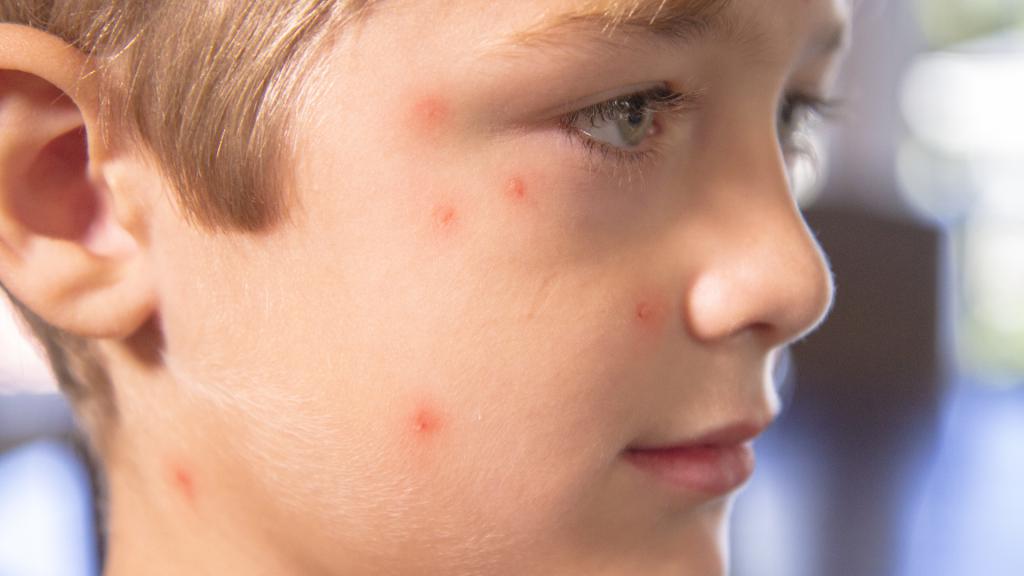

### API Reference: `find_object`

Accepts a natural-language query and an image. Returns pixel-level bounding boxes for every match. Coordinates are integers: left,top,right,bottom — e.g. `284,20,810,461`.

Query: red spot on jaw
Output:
410,96,450,136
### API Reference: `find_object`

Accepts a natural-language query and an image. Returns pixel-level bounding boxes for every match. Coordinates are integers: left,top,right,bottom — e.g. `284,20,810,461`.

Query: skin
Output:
0,0,848,574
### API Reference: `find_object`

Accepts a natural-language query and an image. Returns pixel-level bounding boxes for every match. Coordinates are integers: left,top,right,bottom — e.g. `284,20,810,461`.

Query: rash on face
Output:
168,460,197,508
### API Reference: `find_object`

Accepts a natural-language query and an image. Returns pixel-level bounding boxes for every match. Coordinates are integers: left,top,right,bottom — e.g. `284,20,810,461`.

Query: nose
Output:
679,128,835,347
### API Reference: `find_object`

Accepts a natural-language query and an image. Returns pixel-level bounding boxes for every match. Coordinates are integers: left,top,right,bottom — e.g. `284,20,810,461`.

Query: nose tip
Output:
683,215,835,346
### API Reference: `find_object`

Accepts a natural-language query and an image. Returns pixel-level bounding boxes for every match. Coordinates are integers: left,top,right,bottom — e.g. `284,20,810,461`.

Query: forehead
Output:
373,0,848,60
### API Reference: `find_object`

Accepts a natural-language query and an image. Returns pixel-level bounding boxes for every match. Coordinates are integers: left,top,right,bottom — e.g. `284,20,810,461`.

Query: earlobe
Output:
0,24,156,339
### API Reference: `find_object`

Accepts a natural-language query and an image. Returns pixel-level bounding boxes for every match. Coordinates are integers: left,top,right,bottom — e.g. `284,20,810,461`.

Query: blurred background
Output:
732,0,1024,575
1,1,1023,575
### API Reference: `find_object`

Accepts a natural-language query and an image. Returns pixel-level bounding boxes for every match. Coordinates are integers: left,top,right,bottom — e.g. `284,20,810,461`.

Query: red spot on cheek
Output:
635,300,668,333
168,462,197,506
412,404,443,437
506,177,528,202
432,204,458,230
410,96,450,135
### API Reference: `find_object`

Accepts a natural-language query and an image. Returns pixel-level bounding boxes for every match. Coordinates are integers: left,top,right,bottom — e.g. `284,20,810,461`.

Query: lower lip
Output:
624,443,755,496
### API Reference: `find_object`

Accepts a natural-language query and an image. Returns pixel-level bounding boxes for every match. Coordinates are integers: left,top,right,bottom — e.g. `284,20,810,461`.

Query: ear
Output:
0,24,155,339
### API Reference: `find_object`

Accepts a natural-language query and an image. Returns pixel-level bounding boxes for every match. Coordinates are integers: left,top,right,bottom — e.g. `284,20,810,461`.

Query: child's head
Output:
0,0,847,574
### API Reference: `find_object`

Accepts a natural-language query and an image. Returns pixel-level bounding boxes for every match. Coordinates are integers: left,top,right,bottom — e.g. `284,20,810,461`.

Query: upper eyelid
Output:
559,86,702,136
782,93,845,120
582,87,701,116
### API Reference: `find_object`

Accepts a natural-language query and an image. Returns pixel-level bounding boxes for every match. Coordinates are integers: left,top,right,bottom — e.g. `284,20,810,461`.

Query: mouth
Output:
623,421,768,497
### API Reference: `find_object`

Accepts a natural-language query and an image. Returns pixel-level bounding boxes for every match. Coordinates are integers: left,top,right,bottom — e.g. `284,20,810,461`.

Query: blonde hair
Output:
0,0,373,453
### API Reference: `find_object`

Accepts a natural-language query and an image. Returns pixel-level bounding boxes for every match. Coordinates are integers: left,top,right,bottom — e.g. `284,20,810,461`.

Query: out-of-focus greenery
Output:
965,319,1024,379
909,1,1024,381
915,0,1024,46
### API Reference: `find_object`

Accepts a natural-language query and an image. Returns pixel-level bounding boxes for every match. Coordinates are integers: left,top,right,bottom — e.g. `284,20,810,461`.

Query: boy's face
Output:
139,0,846,573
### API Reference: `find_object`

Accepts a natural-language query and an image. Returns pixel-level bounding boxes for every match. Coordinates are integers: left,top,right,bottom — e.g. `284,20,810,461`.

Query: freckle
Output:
505,177,528,202
432,204,458,231
410,95,450,135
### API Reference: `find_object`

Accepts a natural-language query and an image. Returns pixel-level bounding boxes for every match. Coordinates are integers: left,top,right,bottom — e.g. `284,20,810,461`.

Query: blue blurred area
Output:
902,382,1024,576
0,438,98,576
731,1,1024,574
734,380,1024,576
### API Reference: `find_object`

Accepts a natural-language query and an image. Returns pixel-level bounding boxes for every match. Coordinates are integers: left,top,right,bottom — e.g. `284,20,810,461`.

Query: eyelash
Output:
558,87,841,169
558,86,696,169
777,93,842,159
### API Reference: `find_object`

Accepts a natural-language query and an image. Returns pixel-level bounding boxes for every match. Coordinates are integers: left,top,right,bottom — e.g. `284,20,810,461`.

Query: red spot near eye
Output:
168,462,197,506
410,96,450,135
506,177,528,202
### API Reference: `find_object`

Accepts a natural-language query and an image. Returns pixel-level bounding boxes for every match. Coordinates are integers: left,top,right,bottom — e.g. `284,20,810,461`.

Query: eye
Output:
561,87,696,154
777,92,840,153
574,93,658,149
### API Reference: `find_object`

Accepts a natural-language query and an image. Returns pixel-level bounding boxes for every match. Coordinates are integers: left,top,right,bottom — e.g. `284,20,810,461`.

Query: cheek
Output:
407,94,451,139
431,203,459,233
633,296,672,339
409,399,444,438
505,176,529,203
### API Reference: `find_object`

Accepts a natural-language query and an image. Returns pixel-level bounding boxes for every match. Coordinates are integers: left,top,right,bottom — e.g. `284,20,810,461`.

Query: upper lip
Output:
627,418,773,452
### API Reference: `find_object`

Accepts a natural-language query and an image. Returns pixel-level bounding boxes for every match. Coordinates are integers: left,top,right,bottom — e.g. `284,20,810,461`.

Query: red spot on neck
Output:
168,462,197,507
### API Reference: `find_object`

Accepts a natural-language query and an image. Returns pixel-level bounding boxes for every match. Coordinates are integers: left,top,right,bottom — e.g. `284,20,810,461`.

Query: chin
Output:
661,499,734,576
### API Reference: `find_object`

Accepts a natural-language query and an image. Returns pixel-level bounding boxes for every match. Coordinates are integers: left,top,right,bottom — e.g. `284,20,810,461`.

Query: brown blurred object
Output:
788,203,950,576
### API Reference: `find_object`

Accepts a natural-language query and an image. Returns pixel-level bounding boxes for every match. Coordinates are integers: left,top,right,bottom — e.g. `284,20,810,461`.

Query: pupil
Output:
624,96,646,126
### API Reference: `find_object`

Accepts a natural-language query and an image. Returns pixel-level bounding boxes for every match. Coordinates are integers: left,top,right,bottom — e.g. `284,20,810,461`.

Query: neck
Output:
97,337,303,576
99,426,299,576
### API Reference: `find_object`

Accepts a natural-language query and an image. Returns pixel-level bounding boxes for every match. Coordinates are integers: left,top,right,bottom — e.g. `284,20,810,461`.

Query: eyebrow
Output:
496,0,848,57
502,0,735,48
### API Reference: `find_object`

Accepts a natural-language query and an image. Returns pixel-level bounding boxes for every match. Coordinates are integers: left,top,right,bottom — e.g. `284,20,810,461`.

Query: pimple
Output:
634,299,668,333
167,461,197,506
505,177,528,202
411,403,444,437
432,204,458,231
409,95,450,136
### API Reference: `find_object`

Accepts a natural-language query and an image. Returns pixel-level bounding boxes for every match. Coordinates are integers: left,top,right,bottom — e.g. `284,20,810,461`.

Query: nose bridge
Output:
680,127,834,346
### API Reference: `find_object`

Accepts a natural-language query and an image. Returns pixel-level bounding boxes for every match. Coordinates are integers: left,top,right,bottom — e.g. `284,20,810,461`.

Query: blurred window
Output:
902,0,1024,381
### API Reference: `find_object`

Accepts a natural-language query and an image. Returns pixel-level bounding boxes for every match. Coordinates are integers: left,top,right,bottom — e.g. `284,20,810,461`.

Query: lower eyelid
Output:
560,126,664,173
